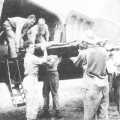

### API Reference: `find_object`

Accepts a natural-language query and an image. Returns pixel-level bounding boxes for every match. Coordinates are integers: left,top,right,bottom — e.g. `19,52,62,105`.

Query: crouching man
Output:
23,41,47,120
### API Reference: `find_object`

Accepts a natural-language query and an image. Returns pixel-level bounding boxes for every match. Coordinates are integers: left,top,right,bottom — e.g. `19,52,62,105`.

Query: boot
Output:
55,110,62,118
41,110,51,117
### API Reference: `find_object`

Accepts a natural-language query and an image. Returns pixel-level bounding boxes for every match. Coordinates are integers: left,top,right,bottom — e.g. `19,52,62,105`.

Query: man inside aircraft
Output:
27,18,49,44
27,17,79,53
3,14,36,59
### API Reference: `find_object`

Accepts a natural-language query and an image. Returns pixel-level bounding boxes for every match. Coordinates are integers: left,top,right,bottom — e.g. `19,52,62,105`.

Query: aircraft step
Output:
6,59,26,107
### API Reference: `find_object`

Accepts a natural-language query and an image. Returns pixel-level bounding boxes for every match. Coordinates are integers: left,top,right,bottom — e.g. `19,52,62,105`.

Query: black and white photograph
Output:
0,0,120,120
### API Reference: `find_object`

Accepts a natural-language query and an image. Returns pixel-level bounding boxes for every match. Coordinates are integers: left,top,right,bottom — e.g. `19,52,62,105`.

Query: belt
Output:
24,74,38,77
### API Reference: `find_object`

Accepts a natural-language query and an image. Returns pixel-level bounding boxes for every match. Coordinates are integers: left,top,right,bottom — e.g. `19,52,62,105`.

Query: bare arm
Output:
70,49,87,67
34,40,78,49
34,43,45,48
45,24,49,42
46,40,79,48
34,41,70,49
41,46,48,63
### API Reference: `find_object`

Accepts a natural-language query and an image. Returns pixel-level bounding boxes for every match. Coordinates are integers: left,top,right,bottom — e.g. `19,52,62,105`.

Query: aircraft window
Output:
68,15,77,24
84,21,92,30
79,19,83,23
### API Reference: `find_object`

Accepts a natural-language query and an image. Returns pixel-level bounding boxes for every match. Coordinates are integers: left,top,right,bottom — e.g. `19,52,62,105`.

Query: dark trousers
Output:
43,71,59,111
115,74,120,113
3,20,17,58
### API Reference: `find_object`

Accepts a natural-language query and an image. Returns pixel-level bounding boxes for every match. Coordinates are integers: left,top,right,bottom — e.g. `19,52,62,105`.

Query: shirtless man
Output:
42,54,62,117
27,18,49,44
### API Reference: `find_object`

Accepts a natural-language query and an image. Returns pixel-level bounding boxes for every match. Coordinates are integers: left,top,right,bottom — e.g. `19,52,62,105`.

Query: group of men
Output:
3,14,114,120
3,15,62,120
23,40,61,120
3,14,50,59
106,39,120,113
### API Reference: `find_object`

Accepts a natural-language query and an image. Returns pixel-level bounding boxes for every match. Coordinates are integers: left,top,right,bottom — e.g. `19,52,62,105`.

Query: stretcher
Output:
6,59,26,107
35,43,79,57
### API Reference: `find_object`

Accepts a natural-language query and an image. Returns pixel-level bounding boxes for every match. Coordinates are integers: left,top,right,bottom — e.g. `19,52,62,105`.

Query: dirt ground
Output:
0,79,120,120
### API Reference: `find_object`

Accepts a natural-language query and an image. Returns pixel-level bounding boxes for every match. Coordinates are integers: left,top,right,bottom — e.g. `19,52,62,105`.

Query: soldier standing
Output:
73,30,109,120
23,40,47,120
42,55,61,117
